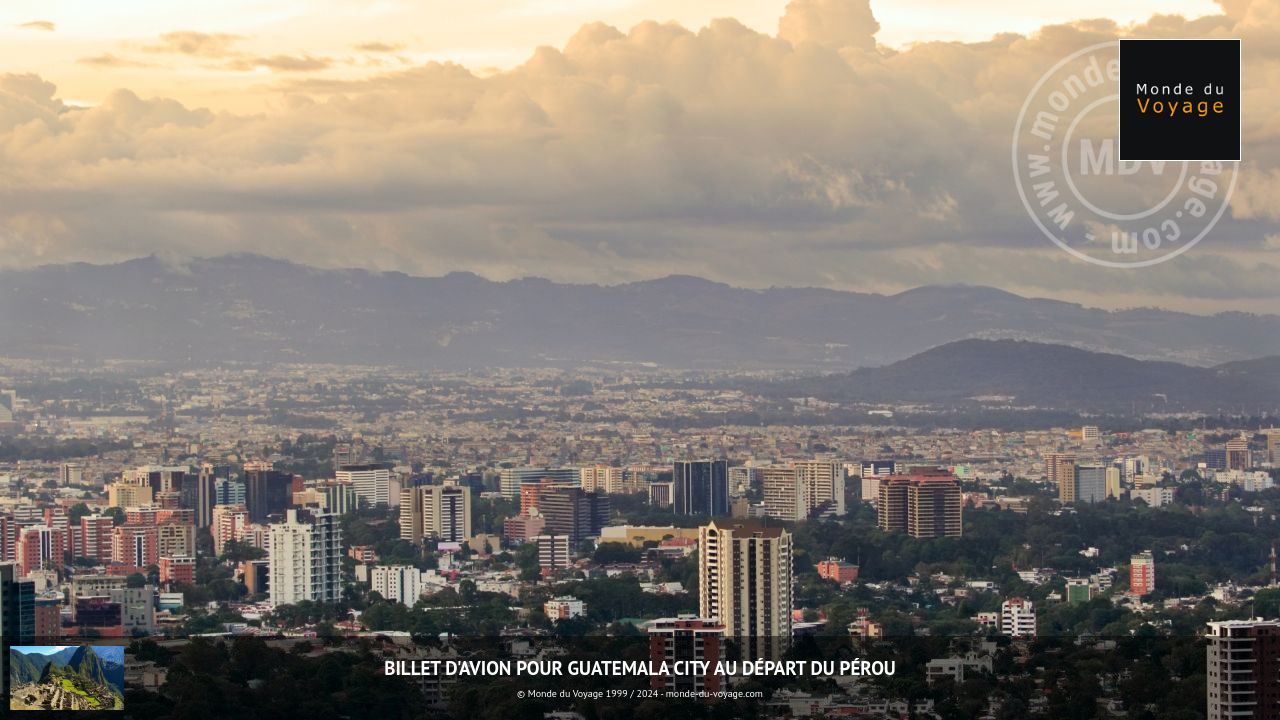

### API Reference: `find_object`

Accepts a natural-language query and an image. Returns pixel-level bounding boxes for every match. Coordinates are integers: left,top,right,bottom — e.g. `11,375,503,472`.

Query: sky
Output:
1,0,1278,314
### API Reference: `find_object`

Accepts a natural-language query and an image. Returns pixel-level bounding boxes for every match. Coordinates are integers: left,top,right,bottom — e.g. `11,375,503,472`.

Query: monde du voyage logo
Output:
1013,39,1240,268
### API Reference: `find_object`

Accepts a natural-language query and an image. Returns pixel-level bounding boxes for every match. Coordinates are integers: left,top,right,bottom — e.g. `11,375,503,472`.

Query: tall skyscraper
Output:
539,487,610,544
1074,464,1107,504
698,520,793,660
674,460,729,516
1207,620,1280,720
268,509,343,606
1045,453,1078,503
876,470,963,538
1130,551,1155,597
338,463,395,508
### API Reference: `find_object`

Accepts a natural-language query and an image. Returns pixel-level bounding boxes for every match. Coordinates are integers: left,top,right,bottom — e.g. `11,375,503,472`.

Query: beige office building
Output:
698,520,793,661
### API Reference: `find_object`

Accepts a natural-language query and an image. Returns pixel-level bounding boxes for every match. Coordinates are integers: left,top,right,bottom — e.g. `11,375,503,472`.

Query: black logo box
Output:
1119,38,1241,161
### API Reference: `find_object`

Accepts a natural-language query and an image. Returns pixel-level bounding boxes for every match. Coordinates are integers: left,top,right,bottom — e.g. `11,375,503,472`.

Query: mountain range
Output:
2,254,1279,370
774,339,1280,413
10,645,124,694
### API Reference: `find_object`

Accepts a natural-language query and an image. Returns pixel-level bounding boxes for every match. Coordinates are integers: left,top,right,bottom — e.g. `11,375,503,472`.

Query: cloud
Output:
354,42,405,53
18,21,55,32
778,0,879,50
1,1,1280,312
226,55,332,72
77,54,158,69
144,31,243,58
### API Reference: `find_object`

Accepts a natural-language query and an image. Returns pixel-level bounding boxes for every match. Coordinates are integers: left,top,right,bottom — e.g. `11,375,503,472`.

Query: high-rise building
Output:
1266,430,1280,465
647,616,725,694
337,463,395,508
371,565,424,606
499,467,580,500
129,465,190,497
17,525,64,576
1074,464,1108,504
156,522,195,559
111,524,158,569
211,504,251,556
794,461,846,517
1130,551,1155,597
648,481,674,508
503,515,546,545
876,470,963,538
1226,436,1251,472
1000,597,1036,637
295,480,356,516
78,515,115,564
107,482,154,508
215,478,247,506
520,476,580,516
401,481,473,544
698,520,793,660
728,466,761,498
674,460,729,516
268,509,343,606
195,463,233,529
760,466,809,521
244,461,295,522
540,487,610,544
760,462,846,520
1045,453,1078,503
536,534,572,576
59,463,84,487
159,555,196,585
0,563,36,641
579,465,624,494
1105,467,1123,499
1206,620,1280,720
111,585,155,635
34,597,60,638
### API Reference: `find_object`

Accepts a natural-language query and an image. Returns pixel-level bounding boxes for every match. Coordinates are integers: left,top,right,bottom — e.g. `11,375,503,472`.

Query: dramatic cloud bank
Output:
1,0,1279,311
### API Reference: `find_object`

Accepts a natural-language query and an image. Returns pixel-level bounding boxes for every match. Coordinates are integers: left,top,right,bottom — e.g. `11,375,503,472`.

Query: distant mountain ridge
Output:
1,254,1278,369
11,646,124,694
776,339,1280,413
